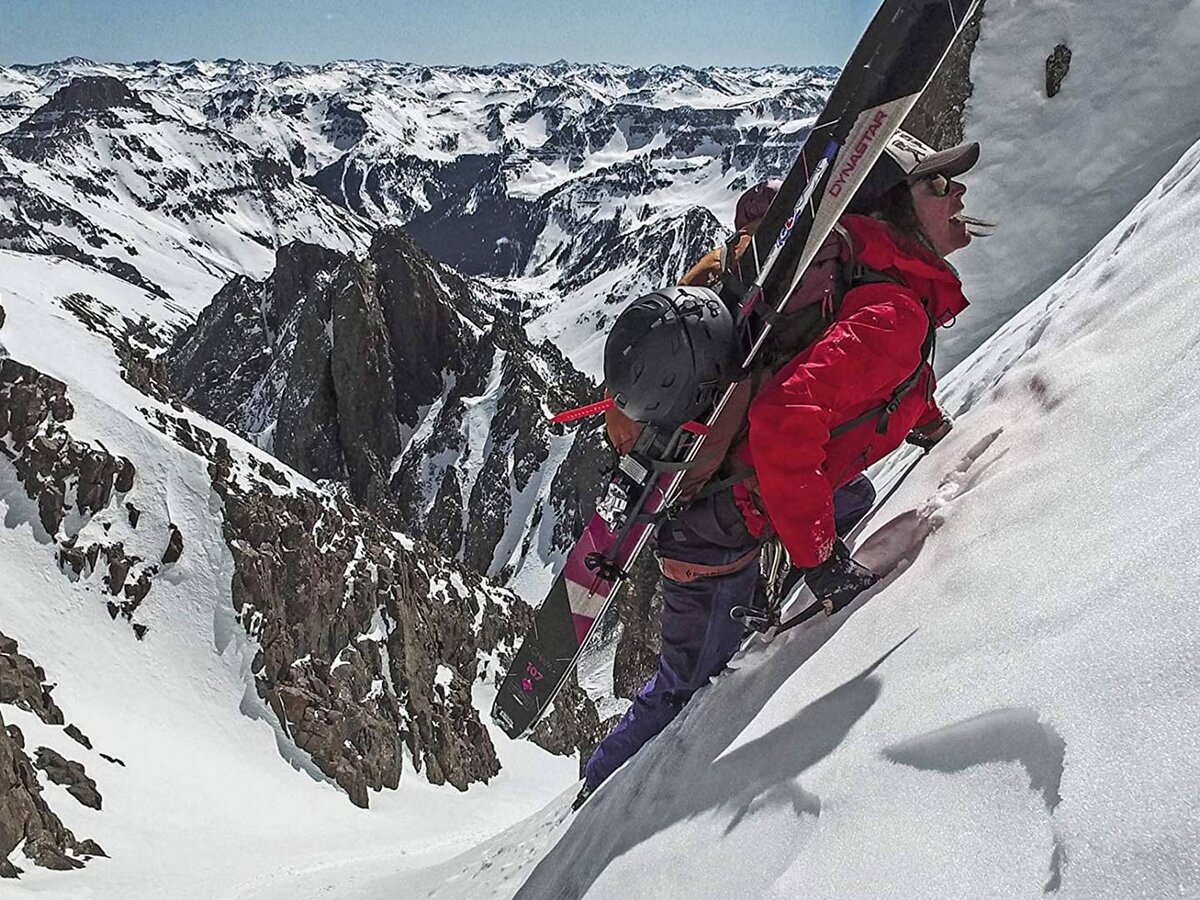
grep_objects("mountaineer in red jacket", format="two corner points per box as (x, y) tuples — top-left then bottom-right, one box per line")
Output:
(577, 131), (985, 808)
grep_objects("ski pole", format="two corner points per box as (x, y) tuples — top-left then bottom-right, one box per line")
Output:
(843, 447), (929, 546)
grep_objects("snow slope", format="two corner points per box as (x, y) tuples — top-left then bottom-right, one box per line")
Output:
(949, 0), (1200, 370)
(345, 97), (1200, 900)
(0, 251), (578, 897)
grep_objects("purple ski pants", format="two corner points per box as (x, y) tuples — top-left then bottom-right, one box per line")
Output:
(582, 475), (875, 791)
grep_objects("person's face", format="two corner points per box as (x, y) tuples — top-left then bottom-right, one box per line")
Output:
(910, 173), (971, 257)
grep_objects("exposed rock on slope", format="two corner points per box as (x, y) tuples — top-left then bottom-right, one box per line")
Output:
(0, 357), (162, 634)
(34, 747), (102, 811)
(0, 634), (104, 878)
(900, 0), (986, 150)
(0, 633), (64, 726)
(142, 406), (598, 805)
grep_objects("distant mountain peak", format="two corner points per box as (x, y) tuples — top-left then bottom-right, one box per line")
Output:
(41, 75), (152, 115)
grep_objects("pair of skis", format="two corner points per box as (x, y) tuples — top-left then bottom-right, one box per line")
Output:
(492, 0), (982, 740)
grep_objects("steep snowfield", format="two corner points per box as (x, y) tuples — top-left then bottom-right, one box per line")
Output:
(950, 0), (1200, 369)
(0, 253), (577, 897)
(355, 108), (1200, 900)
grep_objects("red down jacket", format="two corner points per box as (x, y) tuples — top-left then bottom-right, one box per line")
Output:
(736, 214), (969, 568)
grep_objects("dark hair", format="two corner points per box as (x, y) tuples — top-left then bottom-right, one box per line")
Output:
(864, 181), (935, 254)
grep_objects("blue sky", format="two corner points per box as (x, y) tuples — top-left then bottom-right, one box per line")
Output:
(1, 0), (880, 68)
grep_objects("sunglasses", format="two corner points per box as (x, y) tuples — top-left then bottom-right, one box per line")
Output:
(920, 173), (954, 197)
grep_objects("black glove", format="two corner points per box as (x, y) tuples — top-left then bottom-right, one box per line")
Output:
(803, 540), (880, 614)
(906, 415), (952, 450)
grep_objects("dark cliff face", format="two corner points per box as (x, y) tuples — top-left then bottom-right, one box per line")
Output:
(900, 0), (987, 150)
(39, 75), (153, 115)
(162, 226), (611, 764)
(167, 229), (602, 582)
(403, 155), (546, 277)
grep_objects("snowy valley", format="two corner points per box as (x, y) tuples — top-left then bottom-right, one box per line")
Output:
(2, 0), (1200, 896)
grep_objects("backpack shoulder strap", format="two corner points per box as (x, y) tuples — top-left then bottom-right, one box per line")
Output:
(829, 308), (936, 439)
(718, 230), (753, 301)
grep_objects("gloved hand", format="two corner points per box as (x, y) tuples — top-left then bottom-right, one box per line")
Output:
(906, 414), (953, 450)
(804, 539), (880, 614)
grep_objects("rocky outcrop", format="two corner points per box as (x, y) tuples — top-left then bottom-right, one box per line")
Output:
(166, 230), (601, 584)
(63, 725), (92, 750)
(0, 637), (105, 879)
(0, 358), (168, 635)
(902, 0), (987, 151)
(143, 407), (587, 806)
(0, 714), (82, 877)
(530, 677), (605, 777)
(34, 748), (101, 810)
(0, 632), (63, 726)
(1046, 44), (1072, 98)
(161, 524), (184, 565)
(388, 315), (599, 578)
(57, 293), (176, 401)
(611, 552), (665, 701)
(39, 75), (153, 116)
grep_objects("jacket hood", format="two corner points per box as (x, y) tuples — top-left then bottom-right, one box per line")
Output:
(839, 214), (969, 326)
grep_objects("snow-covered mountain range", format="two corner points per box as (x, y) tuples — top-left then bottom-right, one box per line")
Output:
(3, 0), (1200, 893)
(0, 58), (832, 372)
(0, 59), (836, 598)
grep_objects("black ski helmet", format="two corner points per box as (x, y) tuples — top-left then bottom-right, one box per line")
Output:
(604, 285), (741, 428)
